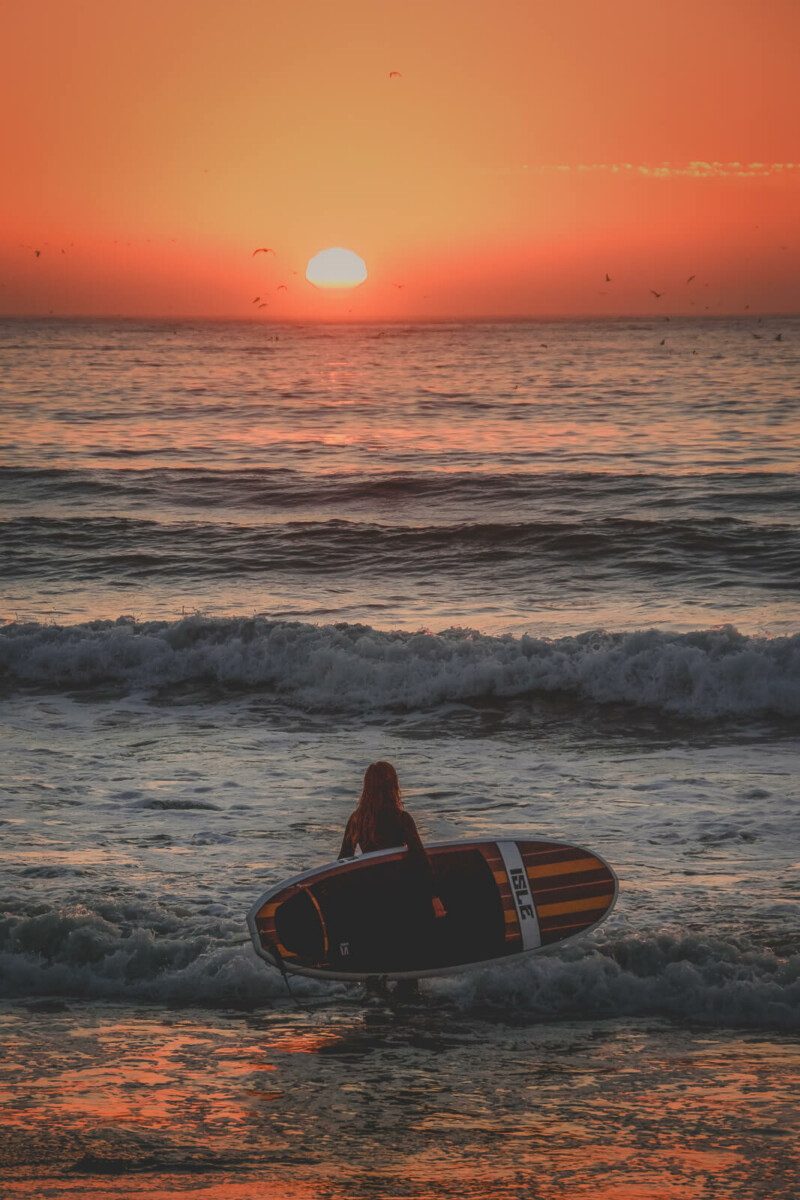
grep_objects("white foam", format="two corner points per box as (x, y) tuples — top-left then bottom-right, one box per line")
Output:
(0, 904), (797, 1028)
(2, 616), (799, 718)
(0, 905), (331, 1006)
(431, 932), (800, 1029)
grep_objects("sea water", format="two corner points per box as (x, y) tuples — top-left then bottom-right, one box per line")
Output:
(1, 317), (798, 1197)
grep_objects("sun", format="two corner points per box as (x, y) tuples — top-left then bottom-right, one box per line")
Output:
(306, 247), (367, 289)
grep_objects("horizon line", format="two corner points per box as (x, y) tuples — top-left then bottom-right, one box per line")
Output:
(1, 311), (797, 326)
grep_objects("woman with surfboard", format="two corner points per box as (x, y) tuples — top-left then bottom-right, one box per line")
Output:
(339, 761), (447, 920)
(248, 763), (618, 988)
(339, 761), (446, 998)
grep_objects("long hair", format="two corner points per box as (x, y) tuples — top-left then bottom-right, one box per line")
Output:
(352, 761), (404, 850)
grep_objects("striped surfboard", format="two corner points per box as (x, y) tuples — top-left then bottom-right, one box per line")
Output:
(248, 837), (618, 982)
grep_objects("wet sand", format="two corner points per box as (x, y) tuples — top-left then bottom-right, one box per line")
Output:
(2, 1001), (797, 1199)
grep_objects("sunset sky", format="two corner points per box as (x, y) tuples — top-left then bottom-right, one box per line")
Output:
(1, 0), (798, 320)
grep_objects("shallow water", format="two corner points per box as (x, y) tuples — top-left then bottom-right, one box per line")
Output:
(1, 317), (798, 1196)
(2, 1006), (798, 1199)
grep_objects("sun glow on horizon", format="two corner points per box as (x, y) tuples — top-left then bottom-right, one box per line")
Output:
(306, 247), (368, 290)
(2, 1), (798, 319)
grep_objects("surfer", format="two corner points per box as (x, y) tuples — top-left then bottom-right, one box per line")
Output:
(340, 761), (445, 997)
(339, 762), (445, 914)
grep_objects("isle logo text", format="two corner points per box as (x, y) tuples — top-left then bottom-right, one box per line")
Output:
(510, 867), (535, 920)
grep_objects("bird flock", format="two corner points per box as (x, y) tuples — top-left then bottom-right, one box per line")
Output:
(17, 238), (784, 334)
(12, 62), (789, 334)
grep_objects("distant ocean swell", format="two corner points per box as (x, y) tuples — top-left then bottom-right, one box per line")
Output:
(3, 466), (799, 513)
(3, 515), (798, 585)
(2, 617), (799, 718)
(1, 902), (797, 1029)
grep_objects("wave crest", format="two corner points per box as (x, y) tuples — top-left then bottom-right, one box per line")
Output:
(1, 616), (799, 718)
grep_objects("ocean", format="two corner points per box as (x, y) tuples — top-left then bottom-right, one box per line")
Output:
(1, 315), (798, 1198)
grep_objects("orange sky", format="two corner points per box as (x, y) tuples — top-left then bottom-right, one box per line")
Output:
(1, 0), (798, 320)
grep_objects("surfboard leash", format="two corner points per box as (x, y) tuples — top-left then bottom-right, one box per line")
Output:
(264, 939), (306, 1009)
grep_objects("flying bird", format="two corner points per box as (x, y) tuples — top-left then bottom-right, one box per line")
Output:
(605, 273), (611, 282)
(686, 275), (696, 283)
(389, 71), (402, 79)
(392, 283), (405, 289)
(252, 248), (275, 256)
(650, 290), (663, 298)
(34, 250), (41, 257)
(258, 302), (268, 308)
(252, 297), (260, 304)
(277, 284), (288, 291)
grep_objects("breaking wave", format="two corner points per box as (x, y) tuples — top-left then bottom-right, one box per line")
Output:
(0, 901), (796, 1029)
(1, 615), (799, 719)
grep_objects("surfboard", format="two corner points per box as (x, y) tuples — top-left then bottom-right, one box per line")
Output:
(247, 838), (618, 981)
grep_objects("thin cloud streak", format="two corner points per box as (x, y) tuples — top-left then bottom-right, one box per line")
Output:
(473, 162), (799, 179)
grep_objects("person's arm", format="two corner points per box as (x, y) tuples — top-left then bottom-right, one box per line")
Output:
(339, 814), (356, 859)
(400, 812), (446, 917)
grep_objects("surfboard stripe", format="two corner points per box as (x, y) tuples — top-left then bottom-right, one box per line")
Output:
(527, 857), (604, 880)
(505, 919), (521, 943)
(255, 888), (317, 963)
(521, 845), (596, 864)
(305, 888), (329, 961)
(537, 892), (614, 918)
(531, 876), (615, 906)
(541, 909), (609, 929)
(254, 916), (292, 961)
(530, 865), (611, 886)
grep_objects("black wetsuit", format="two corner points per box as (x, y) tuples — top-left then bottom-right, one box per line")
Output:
(339, 808), (436, 898)
(339, 810), (439, 968)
